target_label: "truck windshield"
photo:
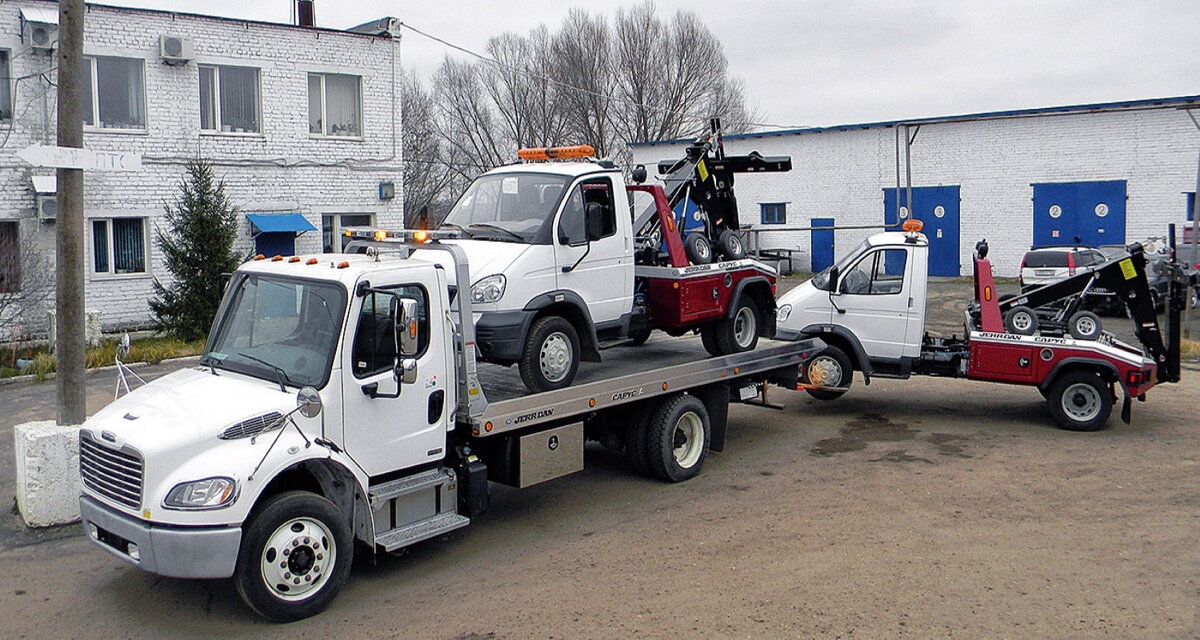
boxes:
[811,238,872,291]
[441,172,569,243]
[204,275,346,388]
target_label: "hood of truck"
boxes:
[82,367,297,456]
[413,239,532,286]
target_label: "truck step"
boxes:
[368,468,453,508]
[375,512,470,552]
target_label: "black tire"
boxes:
[646,394,711,482]
[1046,370,1112,431]
[625,406,654,476]
[717,230,746,260]
[235,491,353,623]
[628,328,652,346]
[1004,305,1039,335]
[1067,310,1103,340]
[684,233,712,265]
[519,315,581,392]
[715,296,760,354]
[803,345,852,400]
[699,324,722,357]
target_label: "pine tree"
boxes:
[150,160,240,341]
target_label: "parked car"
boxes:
[1018,246,1108,291]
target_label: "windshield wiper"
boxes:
[236,352,291,392]
[468,223,524,242]
[439,222,473,238]
[198,353,222,376]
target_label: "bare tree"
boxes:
[0,239,54,342]
[550,9,614,157]
[432,57,512,179]
[400,68,454,226]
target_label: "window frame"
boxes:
[0,48,12,124]
[82,55,147,133]
[558,177,617,246]
[90,216,150,279]
[761,202,787,225]
[351,283,431,379]
[322,212,375,253]
[308,72,364,139]
[838,248,907,296]
[0,221,19,294]
[198,63,264,136]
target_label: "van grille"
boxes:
[79,432,144,510]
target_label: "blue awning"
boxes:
[247,213,317,234]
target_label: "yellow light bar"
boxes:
[518,145,595,161]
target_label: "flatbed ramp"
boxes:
[469,336,822,436]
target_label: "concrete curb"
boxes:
[15,421,82,528]
[0,355,201,387]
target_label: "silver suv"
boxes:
[1019,246,1107,291]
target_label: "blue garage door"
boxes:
[1032,181,1126,248]
[811,217,835,272]
[884,186,960,276]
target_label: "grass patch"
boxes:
[0,336,204,380]
[1183,339,1200,361]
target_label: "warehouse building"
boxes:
[0,1,403,338]
[630,95,1200,277]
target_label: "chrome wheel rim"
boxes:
[1075,316,1098,337]
[1062,383,1102,422]
[733,307,756,349]
[807,355,844,387]
[260,517,336,601]
[672,411,704,468]
[539,332,573,383]
[1012,312,1034,332]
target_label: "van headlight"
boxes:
[776,304,792,323]
[471,274,506,304]
[163,477,238,510]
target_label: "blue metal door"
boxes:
[811,217,835,272]
[883,186,960,276]
[1032,181,1126,248]
[255,232,296,257]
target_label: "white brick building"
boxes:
[0,1,404,338]
[631,96,1200,277]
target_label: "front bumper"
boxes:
[80,494,241,579]
[475,310,536,363]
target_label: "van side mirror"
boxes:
[392,296,420,357]
[585,202,604,242]
[828,265,840,292]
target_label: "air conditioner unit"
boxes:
[37,194,57,222]
[159,35,194,65]
[24,21,58,53]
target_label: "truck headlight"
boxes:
[777,304,792,323]
[163,477,238,510]
[471,274,506,304]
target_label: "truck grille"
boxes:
[79,432,144,510]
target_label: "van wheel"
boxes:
[684,233,712,265]
[646,394,711,482]
[235,491,353,622]
[1067,310,1102,340]
[520,316,580,392]
[716,297,760,354]
[1047,370,1112,431]
[1004,305,1039,335]
[718,230,746,260]
[803,346,852,400]
[628,328,652,346]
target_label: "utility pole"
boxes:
[56,0,86,424]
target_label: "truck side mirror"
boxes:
[828,265,840,292]
[392,296,421,357]
[585,202,604,242]
[392,357,418,385]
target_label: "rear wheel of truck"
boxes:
[520,315,581,392]
[715,296,760,354]
[684,233,713,265]
[647,394,711,482]
[802,345,852,400]
[717,230,746,260]
[235,491,353,623]
[1046,370,1112,431]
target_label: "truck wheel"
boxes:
[520,316,581,392]
[1067,310,1102,340]
[1004,305,1039,335]
[1047,370,1112,431]
[628,328,652,346]
[803,345,852,400]
[235,491,353,622]
[647,394,711,482]
[684,233,712,265]
[716,297,760,354]
[717,230,746,260]
[625,408,654,476]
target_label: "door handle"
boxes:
[427,390,445,424]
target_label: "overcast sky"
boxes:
[116,0,1199,131]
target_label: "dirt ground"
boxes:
[1,281,1198,638]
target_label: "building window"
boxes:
[1188,192,1195,222]
[200,65,261,133]
[0,49,12,122]
[82,56,146,130]
[322,213,373,252]
[91,217,147,275]
[308,73,362,137]
[761,202,786,225]
[0,221,18,293]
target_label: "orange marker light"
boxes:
[661,382,669,391]
[374,230,387,242]
[983,285,993,302]
[484,422,493,432]
[306,258,319,265]
[289,256,301,263]
[253,254,266,260]
[902,218,924,233]
[271,255,283,262]
[336,261,350,269]
[517,145,595,160]
[588,398,596,408]
[413,231,429,243]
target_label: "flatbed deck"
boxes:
[467,335,823,436]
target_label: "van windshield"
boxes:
[811,238,872,291]
[203,275,346,388]
[441,173,569,243]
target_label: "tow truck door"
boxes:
[553,176,634,325]
[340,269,449,476]
[832,245,923,360]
